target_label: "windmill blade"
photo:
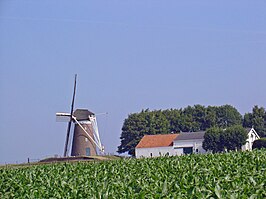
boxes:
[63,74,77,157]
[64,120,72,157]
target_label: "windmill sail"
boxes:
[63,74,77,157]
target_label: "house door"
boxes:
[86,148,91,156]
[183,147,193,154]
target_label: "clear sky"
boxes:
[0,0,265,164]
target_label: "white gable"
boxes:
[248,128,260,140]
[242,128,260,151]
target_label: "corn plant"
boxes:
[0,150,265,198]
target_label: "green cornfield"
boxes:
[1,150,265,198]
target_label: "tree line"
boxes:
[117,105,266,156]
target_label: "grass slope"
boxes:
[1,150,265,198]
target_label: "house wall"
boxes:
[135,146,183,158]
[173,139,206,154]
[135,139,206,158]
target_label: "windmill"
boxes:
[56,74,104,157]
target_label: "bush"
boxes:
[252,138,266,149]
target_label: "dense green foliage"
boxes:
[202,127,223,153]
[220,125,248,150]
[203,126,247,152]
[118,105,243,155]
[1,150,265,198]
[253,138,266,150]
[243,106,266,137]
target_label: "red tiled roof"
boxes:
[136,134,179,148]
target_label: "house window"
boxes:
[150,153,153,157]
[251,134,254,141]
[183,147,193,154]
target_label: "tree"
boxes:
[203,125,247,152]
[243,113,252,127]
[202,127,223,152]
[221,125,247,151]
[145,110,170,135]
[117,109,170,156]
[243,106,266,137]
[193,104,207,130]
[215,105,242,128]
[162,109,182,133]
[204,106,217,129]
[117,111,148,156]
[179,113,200,132]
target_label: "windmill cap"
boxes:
[73,109,95,121]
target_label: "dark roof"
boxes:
[73,109,95,121]
[174,131,205,141]
[136,134,179,148]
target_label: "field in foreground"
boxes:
[1,150,265,198]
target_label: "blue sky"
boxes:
[0,0,265,163]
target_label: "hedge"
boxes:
[252,138,266,149]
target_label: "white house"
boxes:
[242,128,260,151]
[135,134,178,158]
[135,128,260,158]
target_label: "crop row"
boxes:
[0,150,265,198]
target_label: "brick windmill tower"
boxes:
[56,75,104,157]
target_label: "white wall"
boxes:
[135,146,183,158]
[135,139,206,158]
[173,139,206,154]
